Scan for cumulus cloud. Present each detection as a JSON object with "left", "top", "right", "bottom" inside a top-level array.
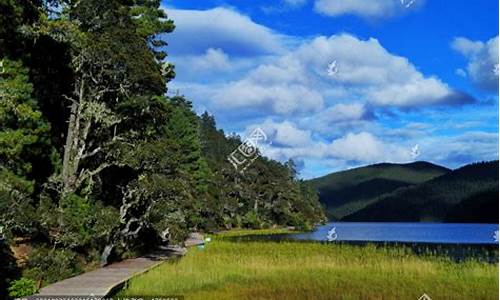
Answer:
[
  {"left": 262, "top": 130, "right": 413, "bottom": 165},
  {"left": 163, "top": 7, "right": 492, "bottom": 177},
  {"left": 169, "top": 48, "right": 248, "bottom": 83},
  {"left": 213, "top": 80, "right": 324, "bottom": 115},
  {"left": 249, "top": 118, "right": 498, "bottom": 177},
  {"left": 327, "top": 132, "right": 412, "bottom": 162},
  {"left": 250, "top": 120, "right": 313, "bottom": 147},
  {"left": 419, "top": 131, "right": 499, "bottom": 168},
  {"left": 319, "top": 103, "right": 370, "bottom": 123},
  {"left": 263, "top": 125, "right": 498, "bottom": 175},
  {"left": 366, "top": 78, "right": 450, "bottom": 106},
  {"left": 164, "top": 7, "right": 289, "bottom": 56},
  {"left": 328, "top": 132, "right": 386, "bottom": 161},
  {"left": 212, "top": 34, "right": 471, "bottom": 113},
  {"left": 180, "top": 48, "right": 231, "bottom": 72},
  {"left": 451, "top": 36, "right": 499, "bottom": 91},
  {"left": 314, "top": 0, "right": 423, "bottom": 18},
  {"left": 296, "top": 35, "right": 467, "bottom": 107},
  {"left": 451, "top": 37, "right": 484, "bottom": 56},
  {"left": 299, "top": 103, "right": 375, "bottom": 137}
]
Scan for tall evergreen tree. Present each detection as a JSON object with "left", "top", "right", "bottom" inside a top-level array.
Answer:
[{"left": 0, "top": 58, "right": 53, "bottom": 237}]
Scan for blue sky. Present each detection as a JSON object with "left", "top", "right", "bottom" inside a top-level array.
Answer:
[{"left": 161, "top": 0, "right": 499, "bottom": 178}]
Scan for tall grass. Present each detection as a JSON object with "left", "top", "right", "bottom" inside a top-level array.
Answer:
[{"left": 119, "top": 230, "right": 498, "bottom": 300}]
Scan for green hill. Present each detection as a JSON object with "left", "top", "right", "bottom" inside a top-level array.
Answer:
[
  {"left": 343, "top": 161, "right": 499, "bottom": 223},
  {"left": 308, "top": 161, "right": 450, "bottom": 220}
]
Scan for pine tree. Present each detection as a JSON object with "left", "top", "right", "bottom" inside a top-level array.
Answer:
[{"left": 0, "top": 58, "right": 54, "bottom": 237}]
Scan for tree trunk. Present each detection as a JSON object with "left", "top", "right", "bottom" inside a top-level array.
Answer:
[{"left": 62, "top": 78, "right": 85, "bottom": 196}]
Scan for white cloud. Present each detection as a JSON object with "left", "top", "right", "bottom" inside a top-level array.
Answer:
[
  {"left": 320, "top": 103, "right": 368, "bottom": 123},
  {"left": 211, "top": 34, "right": 465, "bottom": 113},
  {"left": 162, "top": 7, "right": 491, "bottom": 177},
  {"left": 262, "top": 130, "right": 413, "bottom": 164},
  {"left": 252, "top": 119, "right": 498, "bottom": 176},
  {"left": 327, "top": 132, "right": 411, "bottom": 162},
  {"left": 164, "top": 7, "right": 289, "bottom": 56},
  {"left": 252, "top": 120, "right": 313, "bottom": 147},
  {"left": 367, "top": 77, "right": 450, "bottom": 106},
  {"left": 451, "top": 37, "right": 484, "bottom": 56},
  {"left": 451, "top": 36, "right": 499, "bottom": 91},
  {"left": 300, "top": 103, "right": 373, "bottom": 136},
  {"left": 295, "top": 35, "right": 459, "bottom": 106},
  {"left": 328, "top": 132, "right": 385, "bottom": 161},
  {"left": 284, "top": 0, "right": 308, "bottom": 7},
  {"left": 183, "top": 48, "right": 231, "bottom": 72},
  {"left": 418, "top": 131, "right": 499, "bottom": 167},
  {"left": 213, "top": 80, "right": 324, "bottom": 115},
  {"left": 314, "top": 0, "right": 423, "bottom": 18}
]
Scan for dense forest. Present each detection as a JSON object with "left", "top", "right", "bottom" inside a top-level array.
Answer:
[
  {"left": 0, "top": 0, "right": 325, "bottom": 297},
  {"left": 343, "top": 161, "right": 499, "bottom": 222},
  {"left": 308, "top": 161, "right": 450, "bottom": 220}
]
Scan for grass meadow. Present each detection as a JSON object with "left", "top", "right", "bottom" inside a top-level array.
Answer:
[{"left": 118, "top": 229, "right": 498, "bottom": 300}]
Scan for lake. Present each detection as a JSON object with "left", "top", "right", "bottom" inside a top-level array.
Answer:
[{"left": 281, "top": 222, "right": 499, "bottom": 245}]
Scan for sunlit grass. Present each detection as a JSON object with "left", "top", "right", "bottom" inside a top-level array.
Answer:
[{"left": 119, "top": 231, "right": 498, "bottom": 300}]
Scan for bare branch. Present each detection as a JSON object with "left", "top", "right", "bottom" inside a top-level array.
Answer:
[{"left": 81, "top": 146, "right": 102, "bottom": 160}]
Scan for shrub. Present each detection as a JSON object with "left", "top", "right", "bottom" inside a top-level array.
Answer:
[
  {"left": 7, "top": 278, "right": 37, "bottom": 298},
  {"left": 23, "top": 246, "right": 82, "bottom": 285},
  {"left": 242, "top": 211, "right": 262, "bottom": 229}
]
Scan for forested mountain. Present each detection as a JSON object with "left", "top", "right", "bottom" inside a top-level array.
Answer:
[
  {"left": 308, "top": 162, "right": 450, "bottom": 220},
  {"left": 343, "top": 161, "right": 499, "bottom": 223},
  {"left": 0, "top": 1, "right": 325, "bottom": 297}
]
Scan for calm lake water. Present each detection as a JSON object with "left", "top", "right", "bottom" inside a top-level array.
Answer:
[{"left": 282, "top": 222, "right": 499, "bottom": 245}]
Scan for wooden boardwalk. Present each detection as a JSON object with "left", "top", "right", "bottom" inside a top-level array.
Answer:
[{"left": 33, "top": 233, "right": 205, "bottom": 297}]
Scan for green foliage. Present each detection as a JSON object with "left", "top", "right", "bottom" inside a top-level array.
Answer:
[
  {"left": 0, "top": 58, "right": 54, "bottom": 238},
  {"left": 24, "top": 246, "right": 82, "bottom": 285},
  {"left": 344, "top": 161, "right": 499, "bottom": 222},
  {"left": 0, "top": 169, "right": 38, "bottom": 238},
  {"left": 0, "top": 0, "right": 326, "bottom": 284},
  {"left": 129, "top": 0, "right": 175, "bottom": 63},
  {"left": 36, "top": 190, "right": 119, "bottom": 250},
  {"left": 0, "top": 0, "right": 41, "bottom": 57},
  {"left": 59, "top": 194, "right": 95, "bottom": 247},
  {"left": 197, "top": 112, "right": 326, "bottom": 231},
  {"left": 308, "top": 161, "right": 451, "bottom": 220},
  {"left": 242, "top": 211, "right": 262, "bottom": 228},
  {"left": 58, "top": 194, "right": 119, "bottom": 249},
  {"left": 0, "top": 58, "right": 53, "bottom": 177},
  {"left": 7, "top": 278, "right": 37, "bottom": 298}
]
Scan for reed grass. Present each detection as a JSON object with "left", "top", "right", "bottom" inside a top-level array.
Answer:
[{"left": 118, "top": 229, "right": 498, "bottom": 300}]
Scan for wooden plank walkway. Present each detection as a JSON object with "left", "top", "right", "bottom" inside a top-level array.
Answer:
[{"left": 32, "top": 233, "right": 205, "bottom": 297}]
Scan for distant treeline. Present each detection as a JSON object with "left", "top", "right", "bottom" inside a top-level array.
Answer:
[
  {"left": 308, "top": 161, "right": 451, "bottom": 220},
  {"left": 344, "top": 161, "right": 499, "bottom": 223},
  {"left": 309, "top": 160, "right": 498, "bottom": 223}
]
